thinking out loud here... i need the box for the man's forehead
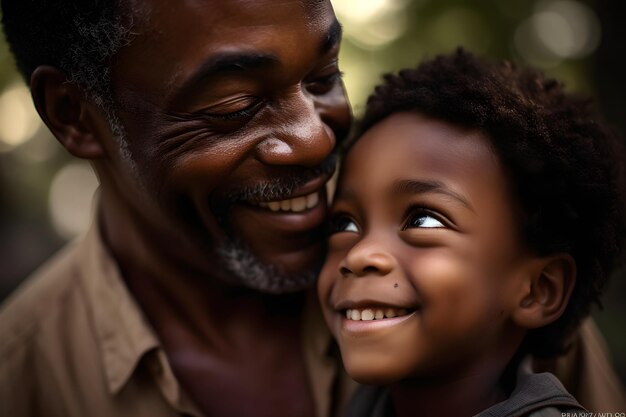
[302,0,331,12]
[120,0,337,50]
[125,0,333,22]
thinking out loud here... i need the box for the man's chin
[215,239,322,294]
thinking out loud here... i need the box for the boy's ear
[30,65,106,159]
[512,254,576,329]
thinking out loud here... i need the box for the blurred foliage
[335,0,600,113]
[0,0,624,380]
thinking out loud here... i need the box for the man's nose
[254,92,336,167]
[339,237,396,278]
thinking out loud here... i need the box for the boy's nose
[339,239,396,278]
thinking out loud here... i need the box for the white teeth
[256,191,320,213]
[291,196,306,212]
[306,192,319,209]
[361,309,375,321]
[345,307,412,321]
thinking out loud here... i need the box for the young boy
[317,50,625,417]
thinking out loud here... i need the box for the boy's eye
[403,209,445,230]
[329,215,360,234]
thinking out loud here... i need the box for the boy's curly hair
[355,48,625,357]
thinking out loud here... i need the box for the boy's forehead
[339,113,506,209]
[345,113,496,176]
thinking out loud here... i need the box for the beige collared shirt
[0,224,355,417]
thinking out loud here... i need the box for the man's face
[318,112,529,384]
[103,0,350,292]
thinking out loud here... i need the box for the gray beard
[104,105,322,294]
[215,238,318,294]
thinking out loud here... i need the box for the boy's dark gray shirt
[346,367,586,417]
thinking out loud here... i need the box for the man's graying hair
[1,0,133,113]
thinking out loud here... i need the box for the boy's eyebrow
[392,179,475,212]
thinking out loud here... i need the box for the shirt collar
[77,210,344,416]
[78,221,160,394]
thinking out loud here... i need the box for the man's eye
[329,215,360,234]
[203,97,264,120]
[403,209,445,230]
[305,71,343,95]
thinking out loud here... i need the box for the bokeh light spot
[514,0,600,65]
[0,83,41,151]
[48,162,99,240]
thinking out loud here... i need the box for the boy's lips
[340,310,419,334]
[343,306,416,321]
[332,297,422,334]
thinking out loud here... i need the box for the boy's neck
[389,355,518,417]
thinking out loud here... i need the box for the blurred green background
[0,0,624,380]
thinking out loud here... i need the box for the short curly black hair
[1,0,133,105]
[354,48,625,357]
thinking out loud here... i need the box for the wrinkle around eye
[305,70,343,96]
[154,114,234,161]
[198,95,263,118]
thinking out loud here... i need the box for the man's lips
[241,173,330,214]
[255,190,320,213]
[228,176,330,235]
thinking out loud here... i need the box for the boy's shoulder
[477,369,585,417]
[345,368,586,417]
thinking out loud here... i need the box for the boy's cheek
[317,253,343,330]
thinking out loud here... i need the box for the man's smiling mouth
[254,191,320,213]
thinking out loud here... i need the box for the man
[1,1,351,416]
[0,1,623,416]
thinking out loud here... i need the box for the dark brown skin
[30,1,351,416]
[318,113,576,417]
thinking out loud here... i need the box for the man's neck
[97,185,317,417]
[97,184,307,345]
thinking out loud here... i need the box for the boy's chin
[342,353,412,386]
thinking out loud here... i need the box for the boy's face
[318,112,529,384]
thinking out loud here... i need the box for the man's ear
[512,254,576,329]
[30,65,106,159]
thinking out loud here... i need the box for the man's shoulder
[0,239,87,358]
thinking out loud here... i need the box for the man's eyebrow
[177,52,280,95]
[321,18,343,53]
[392,179,475,212]
[174,19,341,100]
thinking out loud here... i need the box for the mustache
[225,153,338,203]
